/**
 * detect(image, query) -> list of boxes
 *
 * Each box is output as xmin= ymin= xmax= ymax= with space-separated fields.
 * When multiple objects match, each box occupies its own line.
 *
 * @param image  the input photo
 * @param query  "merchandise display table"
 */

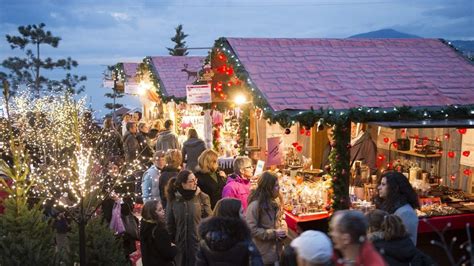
xmin=418 ymin=213 xmax=474 ymax=233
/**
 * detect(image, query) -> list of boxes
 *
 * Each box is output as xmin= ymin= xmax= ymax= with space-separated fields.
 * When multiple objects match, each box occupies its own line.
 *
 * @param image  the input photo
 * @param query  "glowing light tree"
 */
xmin=0 ymin=81 xmax=139 ymax=265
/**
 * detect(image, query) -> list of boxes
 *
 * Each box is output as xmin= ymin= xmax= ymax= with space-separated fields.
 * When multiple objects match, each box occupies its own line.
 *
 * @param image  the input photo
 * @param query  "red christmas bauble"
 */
xmin=296 ymin=145 xmax=303 ymax=152
xmin=300 ymin=128 xmax=305 ymax=135
xmin=463 ymin=169 xmax=472 ymax=176
xmin=392 ymin=142 xmax=398 ymax=149
xmin=450 ymin=175 xmax=456 ymax=181
xmin=458 ymin=128 xmax=467 ymax=134
xmin=448 ymin=151 xmax=455 ymax=158
xmin=444 ymin=133 xmax=450 ymax=139
xmin=305 ymin=130 xmax=311 ymax=136
xmin=463 ymin=151 xmax=470 ymax=157
xmin=292 ymin=142 xmax=299 ymax=147
xmin=383 ymin=137 xmax=389 ymax=143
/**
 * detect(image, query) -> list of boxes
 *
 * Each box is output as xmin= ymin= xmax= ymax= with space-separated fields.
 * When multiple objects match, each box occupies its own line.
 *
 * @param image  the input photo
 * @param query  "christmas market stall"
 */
xmin=206 ymin=37 xmax=474 ymax=234
xmin=116 ymin=56 xmax=211 ymax=147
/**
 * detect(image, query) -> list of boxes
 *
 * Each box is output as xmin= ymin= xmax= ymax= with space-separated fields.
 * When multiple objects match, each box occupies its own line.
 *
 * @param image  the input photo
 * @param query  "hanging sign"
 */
xmin=460 ymin=129 xmax=474 ymax=167
xmin=267 ymin=136 xmax=283 ymax=166
xmin=186 ymin=84 xmax=212 ymax=104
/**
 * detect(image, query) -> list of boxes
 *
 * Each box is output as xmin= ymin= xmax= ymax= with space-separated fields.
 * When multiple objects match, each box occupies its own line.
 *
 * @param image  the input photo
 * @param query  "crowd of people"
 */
xmin=9 ymin=111 xmax=435 ymax=266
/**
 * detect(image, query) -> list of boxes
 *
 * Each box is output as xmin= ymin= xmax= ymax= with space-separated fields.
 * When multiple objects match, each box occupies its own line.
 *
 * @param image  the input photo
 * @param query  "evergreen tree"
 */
xmin=1 ymin=23 xmax=87 ymax=97
xmin=67 ymin=217 xmax=128 ymax=266
xmin=167 ymin=24 xmax=189 ymax=56
xmin=104 ymin=66 xmax=124 ymax=111
xmin=0 ymin=199 xmax=57 ymax=265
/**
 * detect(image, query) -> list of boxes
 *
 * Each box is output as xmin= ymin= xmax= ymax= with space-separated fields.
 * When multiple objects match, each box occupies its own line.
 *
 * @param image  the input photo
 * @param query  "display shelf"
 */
xmin=394 ymin=149 xmax=441 ymax=158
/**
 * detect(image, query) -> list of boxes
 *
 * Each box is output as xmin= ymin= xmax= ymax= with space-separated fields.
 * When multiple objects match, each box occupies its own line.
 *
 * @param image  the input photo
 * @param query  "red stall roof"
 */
xmin=225 ymin=38 xmax=474 ymax=112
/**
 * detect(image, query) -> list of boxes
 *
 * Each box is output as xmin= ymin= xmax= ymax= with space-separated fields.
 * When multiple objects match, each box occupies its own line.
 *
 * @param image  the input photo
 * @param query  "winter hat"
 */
xmin=290 ymin=230 xmax=333 ymax=264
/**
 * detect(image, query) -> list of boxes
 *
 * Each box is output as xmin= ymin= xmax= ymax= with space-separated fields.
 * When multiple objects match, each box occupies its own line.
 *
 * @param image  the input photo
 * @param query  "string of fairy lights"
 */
xmin=0 ymin=92 xmax=143 ymax=214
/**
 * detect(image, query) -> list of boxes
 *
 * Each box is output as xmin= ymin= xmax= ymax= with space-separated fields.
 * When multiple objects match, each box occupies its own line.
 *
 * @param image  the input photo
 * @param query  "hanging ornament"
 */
xmin=292 ymin=142 xmax=299 ymax=148
xmin=386 ymin=162 xmax=393 ymax=169
xmin=284 ymin=128 xmax=291 ymax=135
xmin=217 ymin=53 xmax=227 ymax=61
xmin=444 ymin=133 xmax=450 ymax=139
xmin=392 ymin=142 xmax=398 ymax=149
xmin=463 ymin=151 xmax=471 ymax=157
xmin=200 ymin=111 xmax=205 ymax=116
xmin=305 ymin=130 xmax=311 ymax=136
xmin=448 ymin=151 xmax=455 ymax=158
xmin=435 ymin=137 xmax=441 ymax=142
xmin=458 ymin=128 xmax=467 ymax=134
xmin=463 ymin=169 xmax=472 ymax=176
xmin=296 ymin=145 xmax=303 ymax=152
xmin=377 ymin=154 xmax=385 ymax=161
xmin=401 ymin=129 xmax=406 ymax=135
xmin=450 ymin=175 xmax=456 ymax=181
xmin=383 ymin=137 xmax=389 ymax=143
xmin=300 ymin=128 xmax=305 ymax=135
xmin=414 ymin=134 xmax=419 ymax=140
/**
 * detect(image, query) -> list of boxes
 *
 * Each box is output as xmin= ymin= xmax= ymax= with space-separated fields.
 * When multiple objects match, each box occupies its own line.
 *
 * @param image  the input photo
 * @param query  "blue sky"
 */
xmin=1 ymin=0 xmax=473 ymax=117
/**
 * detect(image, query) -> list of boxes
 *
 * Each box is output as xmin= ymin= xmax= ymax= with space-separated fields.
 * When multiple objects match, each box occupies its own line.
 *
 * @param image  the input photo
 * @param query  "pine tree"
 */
xmin=1 ymin=23 xmax=87 ymax=97
xmin=67 ymin=217 xmax=128 ymax=265
xmin=104 ymin=66 xmax=124 ymax=111
xmin=167 ymin=24 xmax=189 ymax=56
xmin=0 ymin=199 xmax=57 ymax=265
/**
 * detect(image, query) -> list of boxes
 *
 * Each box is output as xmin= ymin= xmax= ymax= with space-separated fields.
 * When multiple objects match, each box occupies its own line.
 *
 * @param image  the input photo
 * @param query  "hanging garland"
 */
xmin=137 ymin=58 xmax=188 ymax=104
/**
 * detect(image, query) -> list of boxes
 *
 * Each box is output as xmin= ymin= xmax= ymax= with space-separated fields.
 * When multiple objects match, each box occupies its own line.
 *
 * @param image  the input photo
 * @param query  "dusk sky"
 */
xmin=1 ymin=0 xmax=473 ymax=117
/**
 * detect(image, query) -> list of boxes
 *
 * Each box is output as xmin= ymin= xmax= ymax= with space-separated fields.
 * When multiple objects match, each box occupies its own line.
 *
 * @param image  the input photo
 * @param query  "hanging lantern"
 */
xmin=448 ymin=151 xmax=455 ymax=158
xmin=458 ymin=128 xmax=467 ymax=134
xmin=463 ymin=151 xmax=471 ymax=157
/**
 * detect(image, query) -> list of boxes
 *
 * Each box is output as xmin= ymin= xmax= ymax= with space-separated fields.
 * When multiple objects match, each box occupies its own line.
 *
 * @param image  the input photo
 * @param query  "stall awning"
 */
xmin=368 ymin=119 xmax=474 ymax=128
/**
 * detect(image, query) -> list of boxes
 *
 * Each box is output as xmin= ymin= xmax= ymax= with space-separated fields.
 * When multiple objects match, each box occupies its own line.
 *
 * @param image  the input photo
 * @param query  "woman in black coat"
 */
xmin=196 ymin=198 xmax=263 ymax=266
xmin=195 ymin=149 xmax=227 ymax=209
xmin=140 ymin=200 xmax=177 ymax=266
xmin=158 ymin=149 xmax=182 ymax=208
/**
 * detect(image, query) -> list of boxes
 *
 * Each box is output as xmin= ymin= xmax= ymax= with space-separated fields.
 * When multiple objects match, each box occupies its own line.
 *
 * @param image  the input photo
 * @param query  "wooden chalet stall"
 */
xmin=207 ymin=37 xmax=474 ymax=239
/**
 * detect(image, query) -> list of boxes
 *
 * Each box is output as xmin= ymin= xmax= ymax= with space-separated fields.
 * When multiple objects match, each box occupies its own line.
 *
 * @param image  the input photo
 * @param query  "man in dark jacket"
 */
xmin=123 ymin=122 xmax=139 ymax=164
xmin=156 ymin=120 xmax=181 ymax=151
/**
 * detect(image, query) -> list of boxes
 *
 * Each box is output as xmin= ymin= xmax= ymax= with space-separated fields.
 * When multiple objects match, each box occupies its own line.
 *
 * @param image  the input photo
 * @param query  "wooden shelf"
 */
xmin=394 ymin=149 xmax=441 ymax=158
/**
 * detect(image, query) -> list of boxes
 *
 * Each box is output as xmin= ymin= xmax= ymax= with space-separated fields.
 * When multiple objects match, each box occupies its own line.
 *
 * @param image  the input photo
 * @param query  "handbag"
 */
xmin=122 ymin=214 xmax=139 ymax=240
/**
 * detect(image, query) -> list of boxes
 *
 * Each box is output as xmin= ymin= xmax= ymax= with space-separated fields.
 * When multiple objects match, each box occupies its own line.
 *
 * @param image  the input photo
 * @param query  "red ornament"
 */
xmin=383 ymin=137 xmax=389 ymax=143
xmin=300 ymin=128 xmax=305 ymax=135
xmin=225 ymin=67 xmax=234 ymax=75
xmin=292 ymin=142 xmax=299 ymax=147
xmin=450 ymin=175 xmax=456 ymax=181
xmin=305 ymin=130 xmax=311 ymax=136
xmin=448 ymin=151 xmax=455 ymax=158
xmin=444 ymin=133 xmax=450 ymax=139
xmin=296 ymin=145 xmax=303 ymax=152
xmin=401 ymin=129 xmax=406 ymax=134
xmin=392 ymin=142 xmax=398 ymax=149
xmin=463 ymin=169 xmax=472 ymax=176
xmin=217 ymin=53 xmax=226 ymax=61
xmin=414 ymin=135 xmax=419 ymax=140
xmin=458 ymin=128 xmax=467 ymax=134
xmin=463 ymin=151 xmax=471 ymax=157
xmin=377 ymin=154 xmax=385 ymax=161
xmin=436 ymin=137 xmax=441 ymax=142
xmin=284 ymin=128 xmax=291 ymax=135
xmin=386 ymin=162 xmax=393 ymax=169
xmin=227 ymin=82 xmax=233 ymax=87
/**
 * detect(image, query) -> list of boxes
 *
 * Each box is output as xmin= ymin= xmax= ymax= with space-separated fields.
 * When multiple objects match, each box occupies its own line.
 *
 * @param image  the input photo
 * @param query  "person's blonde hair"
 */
xmin=166 ymin=149 xmax=182 ymax=169
xmin=198 ymin=149 xmax=218 ymax=173
xmin=152 ymin=120 xmax=163 ymax=131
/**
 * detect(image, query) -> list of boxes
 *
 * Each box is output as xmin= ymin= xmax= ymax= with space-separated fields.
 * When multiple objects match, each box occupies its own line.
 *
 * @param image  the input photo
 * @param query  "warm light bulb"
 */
xmin=234 ymin=94 xmax=247 ymax=105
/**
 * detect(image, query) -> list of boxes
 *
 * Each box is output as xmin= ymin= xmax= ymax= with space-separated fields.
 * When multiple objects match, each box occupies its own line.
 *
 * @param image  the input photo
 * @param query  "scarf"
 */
xmin=110 ymin=202 xmax=125 ymax=234
xmin=178 ymin=186 xmax=196 ymax=201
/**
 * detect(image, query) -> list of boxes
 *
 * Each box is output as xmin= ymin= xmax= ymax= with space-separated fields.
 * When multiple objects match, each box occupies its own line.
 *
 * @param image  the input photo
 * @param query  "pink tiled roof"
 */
xmin=226 ymin=38 xmax=474 ymax=111
xmin=150 ymin=56 xmax=205 ymax=98
xmin=122 ymin=63 xmax=139 ymax=80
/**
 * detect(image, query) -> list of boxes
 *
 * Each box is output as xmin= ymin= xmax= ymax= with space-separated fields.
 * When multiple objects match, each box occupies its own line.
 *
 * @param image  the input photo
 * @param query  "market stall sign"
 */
xmin=186 ymin=84 xmax=212 ymax=104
